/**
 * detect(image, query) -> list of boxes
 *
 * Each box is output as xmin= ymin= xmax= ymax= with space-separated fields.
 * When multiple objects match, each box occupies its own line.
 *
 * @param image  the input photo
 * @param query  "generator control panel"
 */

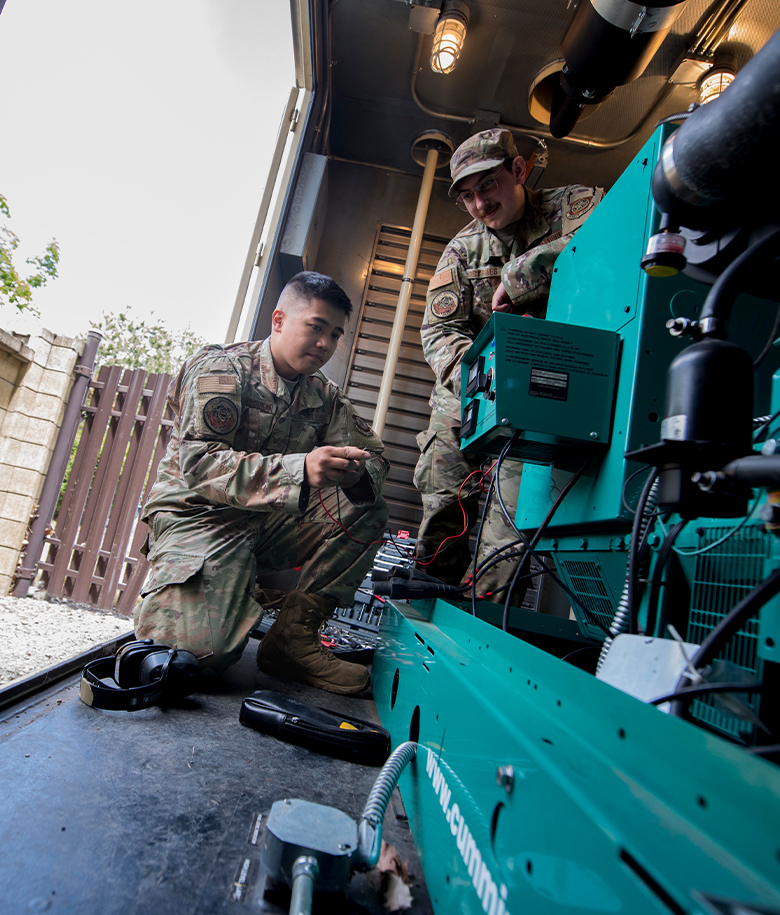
xmin=460 ymin=313 xmax=620 ymax=465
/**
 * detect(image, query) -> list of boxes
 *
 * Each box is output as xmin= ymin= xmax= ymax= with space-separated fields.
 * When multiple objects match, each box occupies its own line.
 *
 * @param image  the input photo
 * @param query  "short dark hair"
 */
xmin=282 ymin=271 xmax=353 ymax=319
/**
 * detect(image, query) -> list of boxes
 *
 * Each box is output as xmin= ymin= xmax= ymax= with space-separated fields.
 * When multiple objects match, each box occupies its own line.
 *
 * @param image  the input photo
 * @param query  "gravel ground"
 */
xmin=0 ymin=595 xmax=133 ymax=687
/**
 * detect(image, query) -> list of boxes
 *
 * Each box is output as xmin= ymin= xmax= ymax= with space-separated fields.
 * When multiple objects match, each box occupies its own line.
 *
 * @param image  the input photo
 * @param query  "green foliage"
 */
xmin=0 ymin=193 xmax=60 ymax=314
xmin=89 ymin=308 xmax=207 ymax=375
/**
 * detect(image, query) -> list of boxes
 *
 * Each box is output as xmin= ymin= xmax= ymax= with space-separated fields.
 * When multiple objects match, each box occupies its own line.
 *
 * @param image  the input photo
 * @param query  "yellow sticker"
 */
xmin=429 ymin=266 xmax=455 ymax=291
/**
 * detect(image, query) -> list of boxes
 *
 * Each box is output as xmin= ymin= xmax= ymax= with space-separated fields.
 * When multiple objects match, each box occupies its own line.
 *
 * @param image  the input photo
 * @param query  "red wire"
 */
xmin=415 ymin=461 xmax=497 ymax=567
xmin=317 ymin=488 xmax=387 ymax=546
xmin=317 ymin=457 xmax=499 ymax=576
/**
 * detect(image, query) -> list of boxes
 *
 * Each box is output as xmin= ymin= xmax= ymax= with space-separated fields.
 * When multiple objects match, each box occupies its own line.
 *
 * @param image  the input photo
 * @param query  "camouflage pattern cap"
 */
xmin=448 ymin=128 xmax=518 ymax=197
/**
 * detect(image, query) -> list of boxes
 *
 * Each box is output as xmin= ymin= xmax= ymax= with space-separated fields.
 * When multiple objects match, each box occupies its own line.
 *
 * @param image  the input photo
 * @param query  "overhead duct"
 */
xmin=550 ymin=0 xmax=689 ymax=138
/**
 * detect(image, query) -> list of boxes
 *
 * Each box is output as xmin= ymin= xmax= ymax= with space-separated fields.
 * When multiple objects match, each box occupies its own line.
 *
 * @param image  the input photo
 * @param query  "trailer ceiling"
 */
xmin=322 ymin=0 xmax=779 ymax=189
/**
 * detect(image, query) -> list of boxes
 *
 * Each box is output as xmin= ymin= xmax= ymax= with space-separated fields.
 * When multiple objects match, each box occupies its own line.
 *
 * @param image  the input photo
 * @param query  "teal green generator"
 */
xmin=375 ymin=123 xmax=780 ymax=915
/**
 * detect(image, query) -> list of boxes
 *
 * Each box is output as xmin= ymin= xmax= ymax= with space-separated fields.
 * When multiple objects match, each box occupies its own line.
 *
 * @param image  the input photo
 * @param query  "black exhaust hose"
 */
xmin=652 ymin=26 xmax=780 ymax=228
xmin=550 ymin=89 xmax=587 ymax=139
xmin=551 ymin=0 xmax=687 ymax=138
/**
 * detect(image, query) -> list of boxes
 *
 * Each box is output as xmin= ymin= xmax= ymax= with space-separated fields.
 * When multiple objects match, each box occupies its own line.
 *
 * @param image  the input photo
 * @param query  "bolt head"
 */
xmin=496 ymin=764 xmax=515 ymax=794
xmin=501 ymin=418 xmax=509 ymax=426
xmin=589 ymin=432 xmax=598 ymax=439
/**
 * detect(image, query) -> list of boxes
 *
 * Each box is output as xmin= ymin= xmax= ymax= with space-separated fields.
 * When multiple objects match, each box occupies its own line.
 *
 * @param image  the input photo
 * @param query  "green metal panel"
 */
xmin=503 ymin=124 xmax=780 ymax=532
xmin=460 ymin=315 xmax=620 ymax=462
xmin=374 ymin=597 xmax=780 ymax=915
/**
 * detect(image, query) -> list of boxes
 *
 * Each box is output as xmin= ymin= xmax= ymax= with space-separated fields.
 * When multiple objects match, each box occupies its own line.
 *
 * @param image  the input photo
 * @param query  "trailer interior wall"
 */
xmin=313 ymin=159 xmax=466 ymax=387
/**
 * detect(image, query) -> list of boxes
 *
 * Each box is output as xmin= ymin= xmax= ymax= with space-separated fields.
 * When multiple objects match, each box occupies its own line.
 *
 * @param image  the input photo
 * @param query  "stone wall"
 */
xmin=0 ymin=329 xmax=82 ymax=595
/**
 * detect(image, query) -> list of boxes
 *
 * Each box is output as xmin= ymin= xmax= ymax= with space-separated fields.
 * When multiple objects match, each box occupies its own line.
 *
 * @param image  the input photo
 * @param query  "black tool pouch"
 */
xmin=239 ymin=690 xmax=391 ymax=766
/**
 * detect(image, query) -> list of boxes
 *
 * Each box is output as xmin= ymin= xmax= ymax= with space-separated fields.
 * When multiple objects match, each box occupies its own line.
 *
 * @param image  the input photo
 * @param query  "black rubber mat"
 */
xmin=0 ymin=642 xmax=432 ymax=914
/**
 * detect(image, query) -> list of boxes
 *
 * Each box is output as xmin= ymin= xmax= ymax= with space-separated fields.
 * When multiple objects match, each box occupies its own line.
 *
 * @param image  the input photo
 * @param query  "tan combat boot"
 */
xmin=256 ymin=591 xmax=370 ymax=695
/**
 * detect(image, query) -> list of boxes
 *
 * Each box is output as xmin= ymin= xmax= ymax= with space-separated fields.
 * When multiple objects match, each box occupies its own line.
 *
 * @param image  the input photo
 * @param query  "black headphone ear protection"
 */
xmin=80 ymin=639 xmax=201 ymax=711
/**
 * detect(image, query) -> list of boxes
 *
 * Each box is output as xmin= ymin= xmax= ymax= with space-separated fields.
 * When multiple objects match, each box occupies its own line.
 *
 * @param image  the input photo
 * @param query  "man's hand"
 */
xmin=492 ymin=282 xmax=513 ymax=312
xmin=305 ymin=446 xmax=371 ymax=489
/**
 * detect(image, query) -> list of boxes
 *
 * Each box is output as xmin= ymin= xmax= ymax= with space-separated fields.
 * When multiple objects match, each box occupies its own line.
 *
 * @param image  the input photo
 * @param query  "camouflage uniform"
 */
xmin=415 ymin=129 xmax=603 ymax=589
xmin=135 ymin=338 xmax=389 ymax=674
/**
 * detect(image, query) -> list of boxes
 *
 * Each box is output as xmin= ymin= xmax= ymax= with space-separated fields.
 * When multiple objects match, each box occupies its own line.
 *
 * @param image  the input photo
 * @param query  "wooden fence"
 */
xmin=35 ymin=366 xmax=173 ymax=615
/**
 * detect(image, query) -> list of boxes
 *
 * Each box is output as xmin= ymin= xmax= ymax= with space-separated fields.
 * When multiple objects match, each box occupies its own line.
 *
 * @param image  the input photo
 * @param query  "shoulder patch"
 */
xmin=198 ymin=375 xmax=237 ymax=395
xmin=567 ymin=195 xmax=594 ymax=219
xmin=202 ymin=396 xmax=239 ymax=436
xmin=429 ymin=266 xmax=455 ymax=291
xmin=430 ymin=290 xmax=460 ymax=319
xmin=353 ymin=413 xmax=374 ymax=437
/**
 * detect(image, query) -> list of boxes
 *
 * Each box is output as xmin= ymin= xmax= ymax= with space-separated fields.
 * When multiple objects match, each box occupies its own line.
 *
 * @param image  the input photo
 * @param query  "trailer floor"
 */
xmin=0 ymin=642 xmax=432 ymax=915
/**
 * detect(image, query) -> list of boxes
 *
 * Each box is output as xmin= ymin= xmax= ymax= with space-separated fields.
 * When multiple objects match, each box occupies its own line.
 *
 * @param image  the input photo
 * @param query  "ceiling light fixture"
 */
xmin=699 ymin=54 xmax=736 ymax=104
xmin=430 ymin=1 xmax=470 ymax=75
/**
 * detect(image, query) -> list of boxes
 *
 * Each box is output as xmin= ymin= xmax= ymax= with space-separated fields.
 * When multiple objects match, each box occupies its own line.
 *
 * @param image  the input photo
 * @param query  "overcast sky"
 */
xmin=0 ymin=0 xmax=294 ymax=344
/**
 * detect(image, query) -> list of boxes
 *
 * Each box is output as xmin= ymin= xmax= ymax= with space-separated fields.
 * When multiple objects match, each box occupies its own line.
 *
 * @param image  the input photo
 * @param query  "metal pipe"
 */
xmin=289 ymin=855 xmax=318 ymax=915
xmin=326 ymin=154 xmax=450 ymax=183
xmin=13 ymin=331 xmax=102 ymax=597
xmin=410 ymin=32 xmax=677 ymax=150
xmin=372 ymin=146 xmax=438 ymax=438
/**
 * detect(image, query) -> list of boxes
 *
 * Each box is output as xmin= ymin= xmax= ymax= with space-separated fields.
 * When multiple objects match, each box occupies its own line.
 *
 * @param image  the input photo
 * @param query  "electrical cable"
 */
xmin=745 ymin=744 xmax=780 ymax=758
xmin=669 ymin=564 xmax=780 ymax=718
xmin=561 ymin=645 xmax=601 ymax=665
xmin=646 ymin=519 xmax=687 ymax=638
xmin=627 ymin=469 xmax=660 ymax=635
xmin=448 ymin=450 xmax=610 ymax=634
xmin=752 ymin=302 xmax=780 ymax=369
xmin=669 ymin=490 xmax=762 ymax=557
xmin=650 ymin=681 xmax=763 ymax=706
xmin=317 ymin=489 xmax=386 ymax=547
xmin=470 ymin=434 xmax=518 ymax=616
xmin=414 ymin=461 xmax=498 ymax=565
xmin=621 ymin=465 xmax=655 ymax=515
xmin=498 ymin=456 xmax=590 ymax=632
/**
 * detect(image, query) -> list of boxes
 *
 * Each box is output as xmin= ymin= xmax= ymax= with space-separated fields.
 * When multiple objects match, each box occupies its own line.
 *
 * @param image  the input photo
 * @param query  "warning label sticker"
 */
xmin=529 ymin=368 xmax=569 ymax=401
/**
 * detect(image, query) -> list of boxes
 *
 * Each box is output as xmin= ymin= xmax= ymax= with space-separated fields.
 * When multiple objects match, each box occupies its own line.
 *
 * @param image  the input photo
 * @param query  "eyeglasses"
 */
xmin=455 ymin=164 xmax=507 ymax=212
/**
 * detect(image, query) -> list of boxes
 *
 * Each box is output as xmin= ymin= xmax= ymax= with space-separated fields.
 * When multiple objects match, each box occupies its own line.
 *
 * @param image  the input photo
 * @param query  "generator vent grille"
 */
xmin=688 ymin=524 xmax=768 ymax=741
xmin=558 ymin=558 xmax=615 ymax=640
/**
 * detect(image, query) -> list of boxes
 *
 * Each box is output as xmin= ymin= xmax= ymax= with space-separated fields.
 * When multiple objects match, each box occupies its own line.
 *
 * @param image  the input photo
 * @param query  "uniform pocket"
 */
xmin=416 ymin=426 xmax=437 ymax=454
xmin=140 ymin=553 xmax=205 ymax=597
xmin=414 ymin=428 xmax=438 ymax=494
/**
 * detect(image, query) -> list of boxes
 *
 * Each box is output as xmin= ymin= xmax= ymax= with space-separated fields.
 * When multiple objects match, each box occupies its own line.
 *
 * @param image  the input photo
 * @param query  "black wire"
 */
xmin=670 ymin=565 xmax=780 ymax=717
xmin=470 ymin=433 xmax=518 ymax=616
xmin=498 ymin=455 xmax=590 ymax=632
xmin=621 ymin=465 xmax=655 ymax=515
xmin=753 ymin=301 xmax=780 ymax=369
xmin=458 ymin=457 xmax=610 ymax=634
xmin=645 ymin=519 xmax=686 ymax=638
xmin=561 ymin=645 xmax=600 ymax=664
xmin=745 ymin=744 xmax=780 ymax=758
xmin=470 ymin=550 xmax=525 ymax=585
xmin=656 ymin=109 xmax=695 ymax=125
xmin=650 ymin=681 xmax=763 ymax=706
xmin=627 ymin=468 xmax=660 ymax=635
